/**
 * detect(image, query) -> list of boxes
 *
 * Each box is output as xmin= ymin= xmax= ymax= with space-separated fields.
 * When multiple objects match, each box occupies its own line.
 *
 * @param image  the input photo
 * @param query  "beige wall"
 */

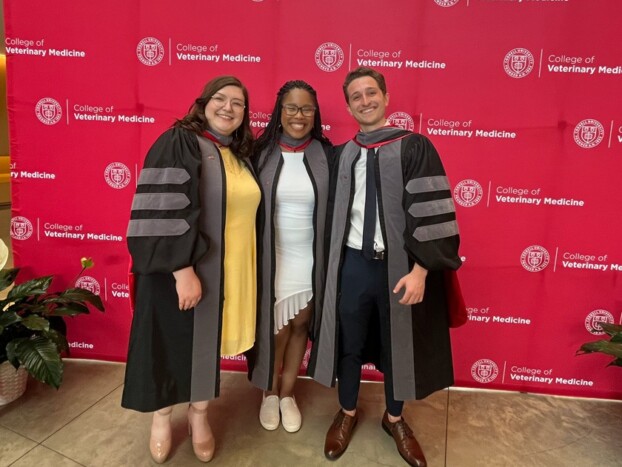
xmin=1 ymin=6 xmax=8 ymax=156
xmin=1 ymin=7 xmax=11 ymax=207
xmin=1 ymin=55 xmax=8 ymax=157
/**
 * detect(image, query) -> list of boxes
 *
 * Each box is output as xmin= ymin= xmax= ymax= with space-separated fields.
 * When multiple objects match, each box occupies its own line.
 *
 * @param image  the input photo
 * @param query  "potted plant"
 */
xmin=0 ymin=239 xmax=104 ymax=403
xmin=577 ymin=322 xmax=622 ymax=367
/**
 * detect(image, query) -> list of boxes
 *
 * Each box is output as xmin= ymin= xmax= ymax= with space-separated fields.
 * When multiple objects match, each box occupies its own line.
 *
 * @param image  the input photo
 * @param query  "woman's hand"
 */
xmin=172 ymin=266 xmax=202 ymax=311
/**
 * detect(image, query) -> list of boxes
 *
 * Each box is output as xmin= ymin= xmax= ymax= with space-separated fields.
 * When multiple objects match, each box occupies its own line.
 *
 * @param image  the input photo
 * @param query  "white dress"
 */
xmin=273 ymin=151 xmax=314 ymax=334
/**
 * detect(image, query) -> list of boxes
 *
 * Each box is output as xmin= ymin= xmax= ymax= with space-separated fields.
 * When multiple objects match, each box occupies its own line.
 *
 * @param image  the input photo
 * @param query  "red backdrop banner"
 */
xmin=4 ymin=0 xmax=622 ymax=399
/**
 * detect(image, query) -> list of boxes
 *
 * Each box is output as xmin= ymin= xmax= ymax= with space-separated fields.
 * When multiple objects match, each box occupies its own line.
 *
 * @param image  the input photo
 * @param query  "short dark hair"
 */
xmin=175 ymin=76 xmax=253 ymax=159
xmin=342 ymin=67 xmax=387 ymax=103
xmin=255 ymin=80 xmax=331 ymax=158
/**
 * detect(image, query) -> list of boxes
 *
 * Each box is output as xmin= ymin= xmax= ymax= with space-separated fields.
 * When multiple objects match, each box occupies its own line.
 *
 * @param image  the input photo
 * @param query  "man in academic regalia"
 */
xmin=308 ymin=67 xmax=462 ymax=467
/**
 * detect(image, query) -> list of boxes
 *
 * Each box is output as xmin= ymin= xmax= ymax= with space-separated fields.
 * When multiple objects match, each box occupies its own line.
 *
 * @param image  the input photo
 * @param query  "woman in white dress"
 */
xmin=250 ymin=81 xmax=332 ymax=432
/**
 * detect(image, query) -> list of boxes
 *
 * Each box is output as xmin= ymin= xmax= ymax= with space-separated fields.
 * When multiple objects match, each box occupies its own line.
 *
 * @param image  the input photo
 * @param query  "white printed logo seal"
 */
xmin=387 ymin=112 xmax=415 ymax=132
xmin=504 ymin=48 xmax=535 ymax=79
xmin=10 ymin=216 xmax=34 ymax=241
xmin=104 ymin=162 xmax=131 ymax=189
xmin=573 ymin=119 xmax=604 ymax=149
xmin=454 ymin=179 xmax=483 ymax=207
xmin=315 ymin=42 xmax=344 ymax=72
xmin=434 ymin=0 xmax=460 ymax=7
xmin=35 ymin=98 xmax=62 ymax=125
xmin=136 ymin=37 xmax=165 ymax=66
xmin=75 ymin=276 xmax=101 ymax=295
xmin=471 ymin=359 xmax=499 ymax=383
xmin=520 ymin=245 xmax=550 ymax=272
xmin=584 ymin=309 xmax=614 ymax=335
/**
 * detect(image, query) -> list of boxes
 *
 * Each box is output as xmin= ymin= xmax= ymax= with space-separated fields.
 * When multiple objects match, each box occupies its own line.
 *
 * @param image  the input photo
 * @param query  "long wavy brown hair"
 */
xmin=175 ymin=76 xmax=254 ymax=159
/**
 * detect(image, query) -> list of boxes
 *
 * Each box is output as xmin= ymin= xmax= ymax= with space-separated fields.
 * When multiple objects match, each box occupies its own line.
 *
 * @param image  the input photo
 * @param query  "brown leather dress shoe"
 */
xmin=324 ymin=409 xmax=358 ymax=460
xmin=381 ymin=411 xmax=427 ymax=467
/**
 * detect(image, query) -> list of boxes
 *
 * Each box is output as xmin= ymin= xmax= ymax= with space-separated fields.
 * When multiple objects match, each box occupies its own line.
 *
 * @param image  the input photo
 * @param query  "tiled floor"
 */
xmin=1 ymin=362 xmax=621 ymax=467
xmin=1 ymin=207 xmax=622 ymax=467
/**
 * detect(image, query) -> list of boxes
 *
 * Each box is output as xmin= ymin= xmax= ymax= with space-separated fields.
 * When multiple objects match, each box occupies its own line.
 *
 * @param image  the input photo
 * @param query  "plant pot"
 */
xmin=0 ymin=360 xmax=28 ymax=406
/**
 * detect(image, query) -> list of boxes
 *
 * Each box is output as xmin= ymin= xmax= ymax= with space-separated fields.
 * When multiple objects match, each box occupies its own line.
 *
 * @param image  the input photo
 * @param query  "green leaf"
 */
xmin=60 ymin=288 xmax=105 ymax=311
xmin=12 ymin=302 xmax=50 ymax=316
xmin=598 ymin=322 xmax=622 ymax=338
xmin=7 ymin=336 xmax=63 ymax=389
xmin=5 ymin=347 xmax=21 ymax=368
xmin=611 ymin=335 xmax=622 ymax=344
xmin=578 ymin=340 xmax=622 ymax=359
xmin=8 ymin=276 xmax=53 ymax=300
xmin=50 ymin=303 xmax=90 ymax=316
xmin=46 ymin=328 xmax=69 ymax=354
xmin=0 ymin=310 xmax=22 ymax=331
xmin=0 ymin=268 xmax=20 ymax=291
xmin=21 ymin=315 xmax=50 ymax=332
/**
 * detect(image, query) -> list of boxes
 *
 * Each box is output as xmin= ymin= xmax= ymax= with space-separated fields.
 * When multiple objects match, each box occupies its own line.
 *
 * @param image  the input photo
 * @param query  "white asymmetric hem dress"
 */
xmin=273 ymin=151 xmax=314 ymax=334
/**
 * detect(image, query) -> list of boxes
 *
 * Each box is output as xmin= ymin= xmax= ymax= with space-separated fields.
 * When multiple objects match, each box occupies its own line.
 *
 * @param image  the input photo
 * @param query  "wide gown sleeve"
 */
xmin=401 ymin=134 xmax=461 ymax=271
xmin=127 ymin=127 xmax=209 ymax=274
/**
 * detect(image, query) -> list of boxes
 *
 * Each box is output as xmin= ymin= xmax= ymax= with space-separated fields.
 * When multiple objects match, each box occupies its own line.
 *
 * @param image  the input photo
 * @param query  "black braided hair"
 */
xmin=254 ymin=80 xmax=331 ymax=167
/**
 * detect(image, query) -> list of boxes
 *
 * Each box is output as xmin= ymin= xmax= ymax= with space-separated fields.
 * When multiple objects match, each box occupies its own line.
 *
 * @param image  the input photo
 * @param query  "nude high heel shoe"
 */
xmin=149 ymin=407 xmax=173 ymax=464
xmin=188 ymin=404 xmax=215 ymax=462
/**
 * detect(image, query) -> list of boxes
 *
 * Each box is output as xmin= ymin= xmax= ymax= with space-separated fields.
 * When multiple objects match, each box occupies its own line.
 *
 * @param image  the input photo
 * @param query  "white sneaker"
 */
xmin=259 ymin=394 xmax=280 ymax=430
xmin=279 ymin=397 xmax=301 ymax=433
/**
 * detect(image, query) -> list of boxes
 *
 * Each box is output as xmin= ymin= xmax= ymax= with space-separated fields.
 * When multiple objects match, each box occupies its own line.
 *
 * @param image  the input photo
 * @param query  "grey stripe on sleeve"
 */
xmin=138 ymin=168 xmax=191 ymax=185
xmin=405 ymin=176 xmax=450 ymax=194
xmin=413 ymin=220 xmax=459 ymax=241
xmin=131 ymin=193 xmax=191 ymax=211
xmin=127 ymin=219 xmax=190 ymax=237
xmin=408 ymin=198 xmax=456 ymax=218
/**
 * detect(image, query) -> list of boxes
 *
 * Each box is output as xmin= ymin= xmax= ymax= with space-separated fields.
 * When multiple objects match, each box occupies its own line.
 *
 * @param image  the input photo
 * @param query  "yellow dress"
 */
xmin=219 ymin=147 xmax=260 ymax=356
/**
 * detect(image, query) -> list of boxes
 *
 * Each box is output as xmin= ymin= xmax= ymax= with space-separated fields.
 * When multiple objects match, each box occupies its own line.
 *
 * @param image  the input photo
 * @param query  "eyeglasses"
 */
xmin=282 ymin=104 xmax=316 ymax=117
xmin=210 ymin=94 xmax=246 ymax=112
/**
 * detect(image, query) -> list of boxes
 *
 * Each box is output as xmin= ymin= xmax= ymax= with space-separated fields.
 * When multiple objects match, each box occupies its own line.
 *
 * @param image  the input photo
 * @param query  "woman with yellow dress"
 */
xmin=122 ymin=76 xmax=264 ymax=463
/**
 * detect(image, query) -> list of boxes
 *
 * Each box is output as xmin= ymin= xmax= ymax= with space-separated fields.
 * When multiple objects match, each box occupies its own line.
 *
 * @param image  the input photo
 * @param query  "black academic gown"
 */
xmin=308 ymin=128 xmax=462 ymax=401
xmin=122 ymin=127 xmax=266 ymax=412
xmin=247 ymin=140 xmax=331 ymax=390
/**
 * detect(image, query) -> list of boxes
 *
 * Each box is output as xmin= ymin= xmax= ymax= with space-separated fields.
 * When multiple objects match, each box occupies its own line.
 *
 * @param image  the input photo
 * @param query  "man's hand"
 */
xmin=173 ymin=266 xmax=202 ymax=311
xmin=393 ymin=263 xmax=428 ymax=305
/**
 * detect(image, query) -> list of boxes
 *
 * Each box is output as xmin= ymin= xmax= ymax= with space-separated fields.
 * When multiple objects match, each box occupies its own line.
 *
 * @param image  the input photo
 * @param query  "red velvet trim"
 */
xmin=279 ymin=138 xmax=312 ymax=153
xmin=202 ymin=131 xmax=229 ymax=147
xmin=445 ymin=270 xmax=468 ymax=328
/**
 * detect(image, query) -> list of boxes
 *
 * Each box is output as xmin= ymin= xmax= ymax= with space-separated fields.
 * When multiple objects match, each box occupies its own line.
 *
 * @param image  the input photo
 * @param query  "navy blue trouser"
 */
xmin=337 ymin=247 xmax=404 ymax=417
